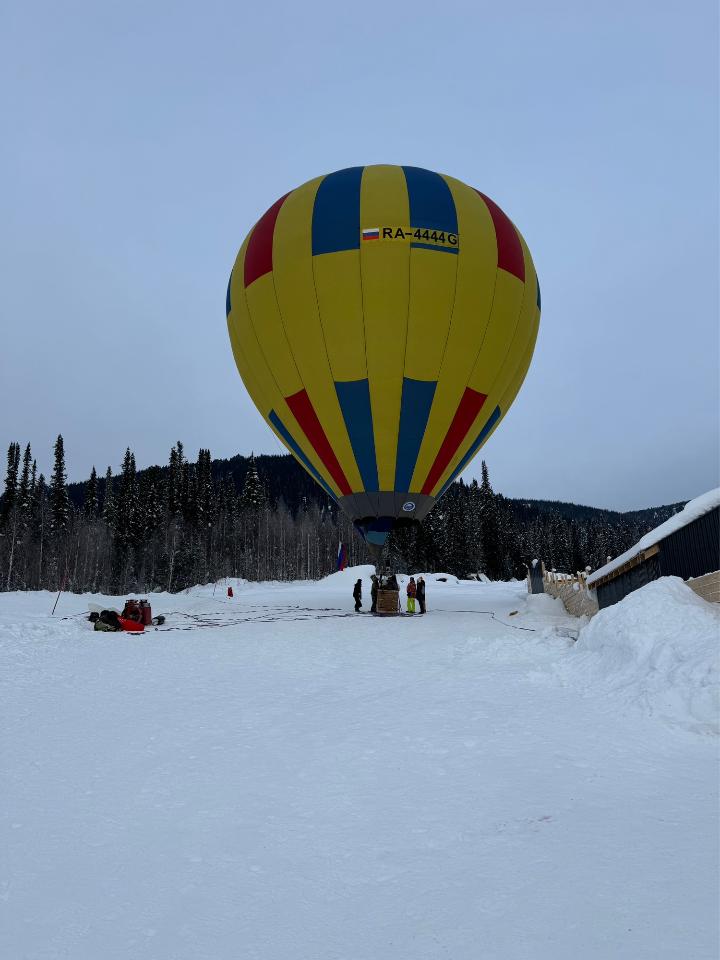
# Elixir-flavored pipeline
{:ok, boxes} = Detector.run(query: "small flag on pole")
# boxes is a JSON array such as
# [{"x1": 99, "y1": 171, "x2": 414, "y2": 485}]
[{"x1": 337, "y1": 541, "x2": 347, "y2": 571}]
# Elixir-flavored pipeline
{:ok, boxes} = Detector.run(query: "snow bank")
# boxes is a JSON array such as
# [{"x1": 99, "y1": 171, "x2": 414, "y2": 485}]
[
  {"x1": 569, "y1": 577, "x2": 720, "y2": 734},
  {"x1": 421, "y1": 572, "x2": 459, "y2": 585},
  {"x1": 320, "y1": 567, "x2": 461, "y2": 589},
  {"x1": 587, "y1": 487, "x2": 720, "y2": 587},
  {"x1": 318, "y1": 564, "x2": 377, "y2": 587}
]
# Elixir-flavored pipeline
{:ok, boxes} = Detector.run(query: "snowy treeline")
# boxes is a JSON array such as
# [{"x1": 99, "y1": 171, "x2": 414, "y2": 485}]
[
  {"x1": 0, "y1": 437, "x2": 680, "y2": 593},
  {"x1": 0, "y1": 438, "x2": 367, "y2": 594},
  {"x1": 384, "y1": 460, "x2": 671, "y2": 580}
]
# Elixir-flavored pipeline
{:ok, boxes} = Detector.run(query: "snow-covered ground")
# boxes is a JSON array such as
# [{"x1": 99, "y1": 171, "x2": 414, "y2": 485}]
[{"x1": 1, "y1": 570, "x2": 718, "y2": 960}]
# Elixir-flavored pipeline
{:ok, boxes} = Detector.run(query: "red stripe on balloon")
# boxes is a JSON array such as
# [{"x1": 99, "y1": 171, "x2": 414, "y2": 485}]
[
  {"x1": 476, "y1": 191, "x2": 525, "y2": 282},
  {"x1": 420, "y1": 387, "x2": 487, "y2": 495},
  {"x1": 285, "y1": 389, "x2": 353, "y2": 496},
  {"x1": 244, "y1": 193, "x2": 290, "y2": 287}
]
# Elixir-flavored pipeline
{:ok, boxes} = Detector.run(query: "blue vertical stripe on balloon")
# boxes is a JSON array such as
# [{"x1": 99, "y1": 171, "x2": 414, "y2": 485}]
[
  {"x1": 536, "y1": 274, "x2": 541, "y2": 310},
  {"x1": 402, "y1": 166, "x2": 458, "y2": 233},
  {"x1": 335, "y1": 379, "x2": 378, "y2": 491},
  {"x1": 312, "y1": 167, "x2": 364, "y2": 255},
  {"x1": 394, "y1": 378, "x2": 437, "y2": 493},
  {"x1": 437, "y1": 405, "x2": 502, "y2": 500},
  {"x1": 269, "y1": 409, "x2": 337, "y2": 500},
  {"x1": 226, "y1": 272, "x2": 232, "y2": 318}
]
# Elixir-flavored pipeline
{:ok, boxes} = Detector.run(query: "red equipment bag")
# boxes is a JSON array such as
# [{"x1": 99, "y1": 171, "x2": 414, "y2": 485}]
[{"x1": 118, "y1": 616, "x2": 144, "y2": 633}]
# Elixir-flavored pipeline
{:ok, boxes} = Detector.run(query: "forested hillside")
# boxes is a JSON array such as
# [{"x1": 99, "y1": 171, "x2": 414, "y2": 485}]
[{"x1": 0, "y1": 437, "x2": 684, "y2": 593}]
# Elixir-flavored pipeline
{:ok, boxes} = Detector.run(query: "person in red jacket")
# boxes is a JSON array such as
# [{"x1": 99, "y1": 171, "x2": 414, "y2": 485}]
[{"x1": 406, "y1": 576, "x2": 417, "y2": 614}]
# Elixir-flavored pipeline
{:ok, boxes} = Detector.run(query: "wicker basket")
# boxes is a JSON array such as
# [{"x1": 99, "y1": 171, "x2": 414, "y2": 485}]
[{"x1": 376, "y1": 589, "x2": 400, "y2": 615}]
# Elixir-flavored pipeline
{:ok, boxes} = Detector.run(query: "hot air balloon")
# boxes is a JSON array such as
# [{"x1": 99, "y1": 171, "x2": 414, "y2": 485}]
[{"x1": 226, "y1": 165, "x2": 540, "y2": 557}]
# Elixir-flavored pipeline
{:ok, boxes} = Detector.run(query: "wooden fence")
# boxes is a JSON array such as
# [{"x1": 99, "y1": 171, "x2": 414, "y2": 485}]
[{"x1": 528, "y1": 563, "x2": 599, "y2": 618}]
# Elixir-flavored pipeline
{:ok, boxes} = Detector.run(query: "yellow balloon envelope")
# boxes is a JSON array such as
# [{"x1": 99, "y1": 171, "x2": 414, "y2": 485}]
[{"x1": 226, "y1": 165, "x2": 540, "y2": 552}]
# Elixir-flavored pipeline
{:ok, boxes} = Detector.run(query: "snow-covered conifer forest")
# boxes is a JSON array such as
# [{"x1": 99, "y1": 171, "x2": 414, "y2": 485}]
[{"x1": 0, "y1": 437, "x2": 684, "y2": 594}]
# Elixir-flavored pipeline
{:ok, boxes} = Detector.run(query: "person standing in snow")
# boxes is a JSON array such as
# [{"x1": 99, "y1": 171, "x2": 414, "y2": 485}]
[
  {"x1": 370, "y1": 575, "x2": 378, "y2": 613},
  {"x1": 417, "y1": 576, "x2": 426, "y2": 614},
  {"x1": 353, "y1": 578, "x2": 362, "y2": 612},
  {"x1": 406, "y1": 576, "x2": 417, "y2": 614}
]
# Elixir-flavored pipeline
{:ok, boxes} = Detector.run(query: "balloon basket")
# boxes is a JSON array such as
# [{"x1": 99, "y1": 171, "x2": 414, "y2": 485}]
[{"x1": 375, "y1": 589, "x2": 401, "y2": 616}]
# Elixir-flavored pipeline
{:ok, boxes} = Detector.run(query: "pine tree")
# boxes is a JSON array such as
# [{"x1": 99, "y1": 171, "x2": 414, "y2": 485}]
[
  {"x1": 182, "y1": 462, "x2": 198, "y2": 526},
  {"x1": 31, "y1": 473, "x2": 48, "y2": 587},
  {"x1": 17, "y1": 443, "x2": 33, "y2": 523},
  {"x1": 0, "y1": 442, "x2": 20, "y2": 528},
  {"x1": 84, "y1": 467, "x2": 99, "y2": 519},
  {"x1": 494, "y1": 494, "x2": 518, "y2": 579},
  {"x1": 465, "y1": 479, "x2": 485, "y2": 576},
  {"x1": 195, "y1": 448, "x2": 215, "y2": 530},
  {"x1": 31, "y1": 473, "x2": 47, "y2": 536},
  {"x1": 440, "y1": 480, "x2": 474, "y2": 577},
  {"x1": 102, "y1": 467, "x2": 116, "y2": 530},
  {"x1": 116, "y1": 448, "x2": 138, "y2": 546},
  {"x1": 423, "y1": 490, "x2": 452, "y2": 571},
  {"x1": 113, "y1": 448, "x2": 140, "y2": 589},
  {"x1": 138, "y1": 466, "x2": 164, "y2": 536},
  {"x1": 478, "y1": 461, "x2": 501, "y2": 579},
  {"x1": 1, "y1": 442, "x2": 22, "y2": 588},
  {"x1": 49, "y1": 435, "x2": 70, "y2": 535},
  {"x1": 546, "y1": 510, "x2": 569, "y2": 571},
  {"x1": 167, "y1": 442, "x2": 187, "y2": 517},
  {"x1": 240, "y1": 454, "x2": 266, "y2": 511},
  {"x1": 568, "y1": 519, "x2": 585, "y2": 573},
  {"x1": 168, "y1": 445, "x2": 180, "y2": 515}
]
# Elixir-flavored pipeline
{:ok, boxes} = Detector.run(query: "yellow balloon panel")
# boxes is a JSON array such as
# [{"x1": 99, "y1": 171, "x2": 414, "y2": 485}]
[{"x1": 313, "y1": 248, "x2": 365, "y2": 383}]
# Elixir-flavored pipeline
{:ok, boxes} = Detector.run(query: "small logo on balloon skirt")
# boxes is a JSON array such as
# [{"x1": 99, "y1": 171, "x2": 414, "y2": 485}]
[{"x1": 402, "y1": 501, "x2": 416, "y2": 512}]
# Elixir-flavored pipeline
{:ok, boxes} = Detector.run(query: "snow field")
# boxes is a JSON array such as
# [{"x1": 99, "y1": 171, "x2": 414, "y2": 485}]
[{"x1": 1, "y1": 572, "x2": 718, "y2": 960}]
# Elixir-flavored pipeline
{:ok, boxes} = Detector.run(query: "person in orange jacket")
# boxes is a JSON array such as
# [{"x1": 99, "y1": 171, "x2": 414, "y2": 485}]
[{"x1": 406, "y1": 576, "x2": 417, "y2": 614}]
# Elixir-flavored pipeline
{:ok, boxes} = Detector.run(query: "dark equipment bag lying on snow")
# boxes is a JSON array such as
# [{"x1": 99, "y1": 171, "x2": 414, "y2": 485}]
[{"x1": 92, "y1": 609, "x2": 123, "y2": 632}]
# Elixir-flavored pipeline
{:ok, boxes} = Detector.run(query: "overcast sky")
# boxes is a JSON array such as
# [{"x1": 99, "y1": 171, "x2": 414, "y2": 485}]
[{"x1": 1, "y1": 0, "x2": 717, "y2": 510}]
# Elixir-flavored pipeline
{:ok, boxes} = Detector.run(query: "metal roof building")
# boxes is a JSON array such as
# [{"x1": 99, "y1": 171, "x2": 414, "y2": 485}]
[{"x1": 587, "y1": 489, "x2": 720, "y2": 610}]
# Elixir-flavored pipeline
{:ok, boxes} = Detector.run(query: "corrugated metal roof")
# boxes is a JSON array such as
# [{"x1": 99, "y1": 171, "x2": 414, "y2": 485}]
[{"x1": 587, "y1": 488, "x2": 720, "y2": 588}]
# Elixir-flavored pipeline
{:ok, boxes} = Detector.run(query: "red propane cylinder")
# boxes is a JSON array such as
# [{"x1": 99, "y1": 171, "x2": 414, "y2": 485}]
[
  {"x1": 123, "y1": 599, "x2": 141, "y2": 621},
  {"x1": 139, "y1": 599, "x2": 152, "y2": 625}
]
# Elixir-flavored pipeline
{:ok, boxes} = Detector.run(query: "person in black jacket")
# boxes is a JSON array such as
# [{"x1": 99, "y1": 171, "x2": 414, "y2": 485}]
[
  {"x1": 353, "y1": 578, "x2": 362, "y2": 612},
  {"x1": 370, "y1": 575, "x2": 378, "y2": 613},
  {"x1": 417, "y1": 576, "x2": 426, "y2": 614}
]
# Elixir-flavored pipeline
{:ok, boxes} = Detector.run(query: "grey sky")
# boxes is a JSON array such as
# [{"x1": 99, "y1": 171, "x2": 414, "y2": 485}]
[{"x1": 1, "y1": 0, "x2": 717, "y2": 510}]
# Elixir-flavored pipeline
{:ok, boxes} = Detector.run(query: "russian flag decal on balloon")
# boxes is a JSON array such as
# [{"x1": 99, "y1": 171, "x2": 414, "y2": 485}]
[{"x1": 362, "y1": 227, "x2": 380, "y2": 241}]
